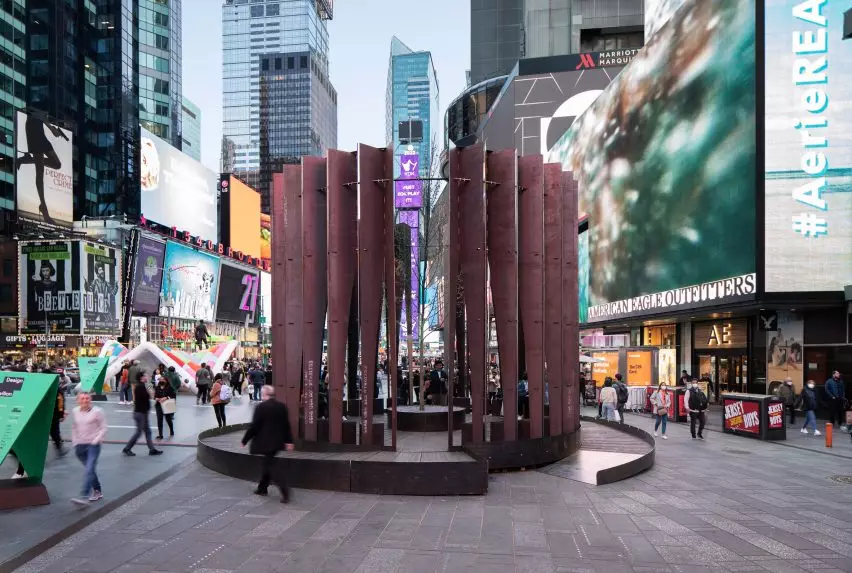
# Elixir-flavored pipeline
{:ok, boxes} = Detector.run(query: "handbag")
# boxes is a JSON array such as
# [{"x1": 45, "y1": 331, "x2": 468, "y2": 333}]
[
  {"x1": 656, "y1": 406, "x2": 668, "y2": 416},
  {"x1": 161, "y1": 398, "x2": 176, "y2": 415}
]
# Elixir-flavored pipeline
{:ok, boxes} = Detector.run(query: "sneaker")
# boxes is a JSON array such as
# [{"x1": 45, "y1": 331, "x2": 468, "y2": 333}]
[
  {"x1": 253, "y1": 488, "x2": 268, "y2": 497},
  {"x1": 653, "y1": 431, "x2": 658, "y2": 437},
  {"x1": 12, "y1": 472, "x2": 25, "y2": 479},
  {"x1": 156, "y1": 435, "x2": 164, "y2": 440},
  {"x1": 841, "y1": 425, "x2": 848, "y2": 431},
  {"x1": 661, "y1": 435, "x2": 668, "y2": 440},
  {"x1": 801, "y1": 428, "x2": 808, "y2": 434},
  {"x1": 698, "y1": 435, "x2": 705, "y2": 440},
  {"x1": 814, "y1": 430, "x2": 822, "y2": 436},
  {"x1": 149, "y1": 449, "x2": 163, "y2": 456},
  {"x1": 123, "y1": 449, "x2": 136, "y2": 457},
  {"x1": 89, "y1": 491, "x2": 103, "y2": 502},
  {"x1": 71, "y1": 497, "x2": 89, "y2": 506},
  {"x1": 57, "y1": 447, "x2": 68, "y2": 457},
  {"x1": 691, "y1": 436, "x2": 697, "y2": 440}
]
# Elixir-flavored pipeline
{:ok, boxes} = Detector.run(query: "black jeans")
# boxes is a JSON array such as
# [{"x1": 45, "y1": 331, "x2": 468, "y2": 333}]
[
  {"x1": 155, "y1": 403, "x2": 174, "y2": 437},
  {"x1": 829, "y1": 398, "x2": 846, "y2": 426},
  {"x1": 690, "y1": 411, "x2": 706, "y2": 437},
  {"x1": 197, "y1": 385, "x2": 210, "y2": 404},
  {"x1": 50, "y1": 416, "x2": 63, "y2": 449},
  {"x1": 787, "y1": 404, "x2": 796, "y2": 425},
  {"x1": 213, "y1": 403, "x2": 227, "y2": 427},
  {"x1": 258, "y1": 452, "x2": 288, "y2": 499},
  {"x1": 125, "y1": 412, "x2": 155, "y2": 452},
  {"x1": 617, "y1": 403, "x2": 625, "y2": 424}
]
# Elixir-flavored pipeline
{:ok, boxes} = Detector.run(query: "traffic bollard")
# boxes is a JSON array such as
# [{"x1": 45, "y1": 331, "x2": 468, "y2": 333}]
[{"x1": 826, "y1": 423, "x2": 833, "y2": 448}]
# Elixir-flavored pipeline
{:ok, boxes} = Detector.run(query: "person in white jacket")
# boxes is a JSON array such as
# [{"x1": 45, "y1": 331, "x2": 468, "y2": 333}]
[{"x1": 70, "y1": 392, "x2": 108, "y2": 506}]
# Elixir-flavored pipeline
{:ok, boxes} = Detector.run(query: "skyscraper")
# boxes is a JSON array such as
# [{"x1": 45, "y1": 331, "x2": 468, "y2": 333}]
[
  {"x1": 138, "y1": 0, "x2": 182, "y2": 147},
  {"x1": 222, "y1": 0, "x2": 336, "y2": 214},
  {"x1": 470, "y1": 0, "x2": 525, "y2": 86},
  {"x1": 386, "y1": 37, "x2": 439, "y2": 170},
  {"x1": 181, "y1": 97, "x2": 202, "y2": 162},
  {"x1": 0, "y1": 4, "x2": 25, "y2": 211}
]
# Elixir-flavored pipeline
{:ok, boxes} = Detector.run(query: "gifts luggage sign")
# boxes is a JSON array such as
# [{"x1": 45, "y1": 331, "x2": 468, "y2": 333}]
[
  {"x1": 78, "y1": 356, "x2": 110, "y2": 394},
  {"x1": 0, "y1": 372, "x2": 59, "y2": 481}
]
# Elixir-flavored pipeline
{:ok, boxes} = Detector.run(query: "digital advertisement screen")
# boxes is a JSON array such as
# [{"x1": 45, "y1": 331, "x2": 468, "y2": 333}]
[
  {"x1": 260, "y1": 213, "x2": 272, "y2": 268},
  {"x1": 19, "y1": 241, "x2": 81, "y2": 334},
  {"x1": 131, "y1": 235, "x2": 166, "y2": 315},
  {"x1": 395, "y1": 153, "x2": 423, "y2": 208},
  {"x1": 549, "y1": 0, "x2": 757, "y2": 323},
  {"x1": 591, "y1": 351, "x2": 619, "y2": 387},
  {"x1": 626, "y1": 351, "x2": 653, "y2": 387},
  {"x1": 80, "y1": 241, "x2": 122, "y2": 335},
  {"x1": 159, "y1": 241, "x2": 220, "y2": 322},
  {"x1": 16, "y1": 112, "x2": 73, "y2": 226},
  {"x1": 764, "y1": 0, "x2": 852, "y2": 292},
  {"x1": 224, "y1": 176, "x2": 262, "y2": 259},
  {"x1": 140, "y1": 127, "x2": 219, "y2": 243},
  {"x1": 216, "y1": 262, "x2": 260, "y2": 324}
]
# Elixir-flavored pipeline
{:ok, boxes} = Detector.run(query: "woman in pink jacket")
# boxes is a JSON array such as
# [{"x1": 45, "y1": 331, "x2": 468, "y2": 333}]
[{"x1": 70, "y1": 391, "x2": 108, "y2": 506}]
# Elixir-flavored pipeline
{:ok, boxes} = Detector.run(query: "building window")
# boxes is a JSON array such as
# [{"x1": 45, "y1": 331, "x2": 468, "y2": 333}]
[
  {"x1": 250, "y1": 4, "x2": 264, "y2": 17},
  {"x1": 261, "y1": 58, "x2": 269, "y2": 71},
  {"x1": 300, "y1": 55, "x2": 307, "y2": 68},
  {"x1": 275, "y1": 58, "x2": 282, "y2": 70},
  {"x1": 288, "y1": 57, "x2": 294, "y2": 69},
  {"x1": 266, "y1": 3, "x2": 279, "y2": 16}
]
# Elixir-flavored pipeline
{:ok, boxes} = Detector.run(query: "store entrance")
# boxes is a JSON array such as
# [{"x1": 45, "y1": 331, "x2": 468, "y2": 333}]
[{"x1": 696, "y1": 352, "x2": 748, "y2": 403}]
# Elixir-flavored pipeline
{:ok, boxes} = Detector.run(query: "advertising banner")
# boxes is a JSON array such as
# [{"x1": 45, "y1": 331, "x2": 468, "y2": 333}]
[
  {"x1": 723, "y1": 399, "x2": 760, "y2": 434},
  {"x1": 0, "y1": 372, "x2": 59, "y2": 481},
  {"x1": 223, "y1": 176, "x2": 262, "y2": 259},
  {"x1": 260, "y1": 213, "x2": 272, "y2": 268},
  {"x1": 766, "y1": 311, "x2": 804, "y2": 393},
  {"x1": 15, "y1": 112, "x2": 73, "y2": 225},
  {"x1": 395, "y1": 153, "x2": 423, "y2": 208},
  {"x1": 626, "y1": 351, "x2": 652, "y2": 386},
  {"x1": 398, "y1": 210, "x2": 419, "y2": 342},
  {"x1": 549, "y1": 0, "x2": 756, "y2": 323},
  {"x1": 19, "y1": 241, "x2": 81, "y2": 334},
  {"x1": 81, "y1": 241, "x2": 122, "y2": 335},
  {"x1": 658, "y1": 348, "x2": 677, "y2": 387},
  {"x1": 767, "y1": 401, "x2": 784, "y2": 430},
  {"x1": 132, "y1": 236, "x2": 166, "y2": 315},
  {"x1": 764, "y1": 1, "x2": 852, "y2": 292},
  {"x1": 591, "y1": 351, "x2": 619, "y2": 387},
  {"x1": 216, "y1": 262, "x2": 260, "y2": 324},
  {"x1": 140, "y1": 126, "x2": 219, "y2": 243},
  {"x1": 159, "y1": 242, "x2": 220, "y2": 322}
]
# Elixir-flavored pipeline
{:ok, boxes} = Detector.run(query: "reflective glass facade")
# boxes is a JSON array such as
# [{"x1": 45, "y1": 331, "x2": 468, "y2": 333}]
[
  {"x1": 470, "y1": 0, "x2": 524, "y2": 86},
  {"x1": 0, "y1": 2, "x2": 26, "y2": 211},
  {"x1": 139, "y1": 0, "x2": 182, "y2": 146},
  {"x1": 181, "y1": 97, "x2": 201, "y2": 161},
  {"x1": 222, "y1": 0, "x2": 334, "y2": 213},
  {"x1": 386, "y1": 37, "x2": 439, "y2": 177},
  {"x1": 26, "y1": 0, "x2": 141, "y2": 219}
]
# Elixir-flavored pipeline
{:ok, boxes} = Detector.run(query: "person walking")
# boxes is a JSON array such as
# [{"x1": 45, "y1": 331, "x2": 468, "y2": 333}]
[
  {"x1": 118, "y1": 361, "x2": 131, "y2": 404},
  {"x1": 70, "y1": 392, "x2": 108, "y2": 506},
  {"x1": 248, "y1": 364, "x2": 265, "y2": 401},
  {"x1": 825, "y1": 371, "x2": 846, "y2": 430},
  {"x1": 194, "y1": 319, "x2": 209, "y2": 350},
  {"x1": 613, "y1": 373, "x2": 629, "y2": 423},
  {"x1": 122, "y1": 372, "x2": 163, "y2": 456},
  {"x1": 779, "y1": 377, "x2": 797, "y2": 425},
  {"x1": 50, "y1": 382, "x2": 68, "y2": 456},
  {"x1": 196, "y1": 362, "x2": 212, "y2": 405},
  {"x1": 220, "y1": 366, "x2": 232, "y2": 399},
  {"x1": 799, "y1": 379, "x2": 821, "y2": 436},
  {"x1": 231, "y1": 362, "x2": 244, "y2": 396},
  {"x1": 650, "y1": 382, "x2": 669, "y2": 439},
  {"x1": 210, "y1": 373, "x2": 232, "y2": 428},
  {"x1": 166, "y1": 366, "x2": 182, "y2": 395},
  {"x1": 241, "y1": 385, "x2": 295, "y2": 503},
  {"x1": 683, "y1": 378, "x2": 708, "y2": 440},
  {"x1": 600, "y1": 377, "x2": 618, "y2": 422},
  {"x1": 154, "y1": 375, "x2": 176, "y2": 439}
]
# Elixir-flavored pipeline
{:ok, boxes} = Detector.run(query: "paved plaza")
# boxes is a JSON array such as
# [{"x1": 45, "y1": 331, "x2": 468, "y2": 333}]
[{"x1": 4, "y1": 402, "x2": 852, "y2": 573}]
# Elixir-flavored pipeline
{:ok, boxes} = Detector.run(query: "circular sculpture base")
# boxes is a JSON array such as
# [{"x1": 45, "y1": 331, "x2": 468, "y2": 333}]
[{"x1": 395, "y1": 405, "x2": 466, "y2": 432}]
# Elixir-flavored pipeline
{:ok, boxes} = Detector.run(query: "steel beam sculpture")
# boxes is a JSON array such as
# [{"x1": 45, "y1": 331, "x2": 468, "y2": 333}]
[{"x1": 272, "y1": 145, "x2": 579, "y2": 455}]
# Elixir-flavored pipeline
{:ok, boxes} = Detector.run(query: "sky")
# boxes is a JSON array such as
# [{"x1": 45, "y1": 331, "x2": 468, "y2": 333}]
[{"x1": 182, "y1": 0, "x2": 471, "y2": 173}]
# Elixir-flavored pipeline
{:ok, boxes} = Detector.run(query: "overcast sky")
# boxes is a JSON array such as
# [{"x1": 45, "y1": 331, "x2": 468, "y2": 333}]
[{"x1": 182, "y1": 0, "x2": 471, "y2": 172}]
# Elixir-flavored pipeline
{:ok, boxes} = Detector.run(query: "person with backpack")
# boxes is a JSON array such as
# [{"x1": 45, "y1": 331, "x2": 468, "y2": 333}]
[
  {"x1": 196, "y1": 362, "x2": 212, "y2": 405},
  {"x1": 798, "y1": 379, "x2": 821, "y2": 436},
  {"x1": 210, "y1": 373, "x2": 232, "y2": 428},
  {"x1": 613, "y1": 373, "x2": 629, "y2": 424},
  {"x1": 684, "y1": 378, "x2": 708, "y2": 440}
]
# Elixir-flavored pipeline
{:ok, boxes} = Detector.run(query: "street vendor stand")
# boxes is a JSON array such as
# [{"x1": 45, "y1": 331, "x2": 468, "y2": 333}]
[{"x1": 721, "y1": 393, "x2": 786, "y2": 441}]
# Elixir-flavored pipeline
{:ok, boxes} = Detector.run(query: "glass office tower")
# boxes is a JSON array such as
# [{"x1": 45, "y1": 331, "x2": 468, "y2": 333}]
[
  {"x1": 181, "y1": 97, "x2": 202, "y2": 162},
  {"x1": 138, "y1": 0, "x2": 182, "y2": 146},
  {"x1": 0, "y1": 3, "x2": 25, "y2": 210},
  {"x1": 222, "y1": 0, "x2": 335, "y2": 214}
]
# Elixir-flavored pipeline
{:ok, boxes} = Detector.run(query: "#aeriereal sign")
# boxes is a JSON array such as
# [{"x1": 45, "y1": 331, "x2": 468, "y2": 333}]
[
  {"x1": 724, "y1": 399, "x2": 760, "y2": 434},
  {"x1": 394, "y1": 153, "x2": 422, "y2": 208}
]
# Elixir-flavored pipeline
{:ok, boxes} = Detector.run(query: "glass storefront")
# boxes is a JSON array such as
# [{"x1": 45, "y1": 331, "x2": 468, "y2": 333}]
[{"x1": 692, "y1": 319, "x2": 750, "y2": 402}]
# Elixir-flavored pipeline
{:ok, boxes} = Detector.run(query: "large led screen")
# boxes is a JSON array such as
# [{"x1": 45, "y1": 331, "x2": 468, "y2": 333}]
[
  {"x1": 764, "y1": 0, "x2": 852, "y2": 292},
  {"x1": 227, "y1": 176, "x2": 262, "y2": 259},
  {"x1": 131, "y1": 236, "x2": 166, "y2": 315},
  {"x1": 159, "y1": 242, "x2": 220, "y2": 322},
  {"x1": 16, "y1": 112, "x2": 73, "y2": 226},
  {"x1": 549, "y1": 0, "x2": 757, "y2": 323},
  {"x1": 140, "y1": 127, "x2": 219, "y2": 243},
  {"x1": 216, "y1": 262, "x2": 260, "y2": 324}
]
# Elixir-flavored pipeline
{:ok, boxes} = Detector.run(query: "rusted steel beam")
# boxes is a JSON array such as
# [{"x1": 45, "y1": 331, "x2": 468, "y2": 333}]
[
  {"x1": 543, "y1": 164, "x2": 564, "y2": 437},
  {"x1": 382, "y1": 146, "x2": 398, "y2": 449},
  {"x1": 282, "y1": 165, "x2": 304, "y2": 437},
  {"x1": 271, "y1": 172, "x2": 287, "y2": 405},
  {"x1": 562, "y1": 171, "x2": 580, "y2": 433}
]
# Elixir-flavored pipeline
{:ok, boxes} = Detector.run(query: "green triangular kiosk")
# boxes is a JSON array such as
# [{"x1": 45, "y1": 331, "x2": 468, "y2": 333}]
[
  {"x1": 0, "y1": 372, "x2": 58, "y2": 492},
  {"x1": 78, "y1": 357, "x2": 110, "y2": 398}
]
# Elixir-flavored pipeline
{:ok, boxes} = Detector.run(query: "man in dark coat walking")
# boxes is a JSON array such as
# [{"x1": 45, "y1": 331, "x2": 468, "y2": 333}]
[{"x1": 241, "y1": 385, "x2": 295, "y2": 502}]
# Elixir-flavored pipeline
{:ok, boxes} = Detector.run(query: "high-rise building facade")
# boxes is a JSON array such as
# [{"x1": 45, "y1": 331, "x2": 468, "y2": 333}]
[
  {"x1": 386, "y1": 37, "x2": 439, "y2": 171},
  {"x1": 181, "y1": 97, "x2": 202, "y2": 161},
  {"x1": 26, "y1": 0, "x2": 141, "y2": 219},
  {"x1": 222, "y1": 0, "x2": 335, "y2": 214},
  {"x1": 138, "y1": 0, "x2": 182, "y2": 147},
  {"x1": 0, "y1": 3, "x2": 25, "y2": 211},
  {"x1": 470, "y1": 0, "x2": 644, "y2": 85}
]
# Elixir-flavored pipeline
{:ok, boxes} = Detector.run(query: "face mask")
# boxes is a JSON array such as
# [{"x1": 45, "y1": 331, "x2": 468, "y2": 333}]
[
  {"x1": 807, "y1": 383, "x2": 815, "y2": 389},
  {"x1": 691, "y1": 383, "x2": 698, "y2": 388},
  {"x1": 660, "y1": 386, "x2": 666, "y2": 391}
]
